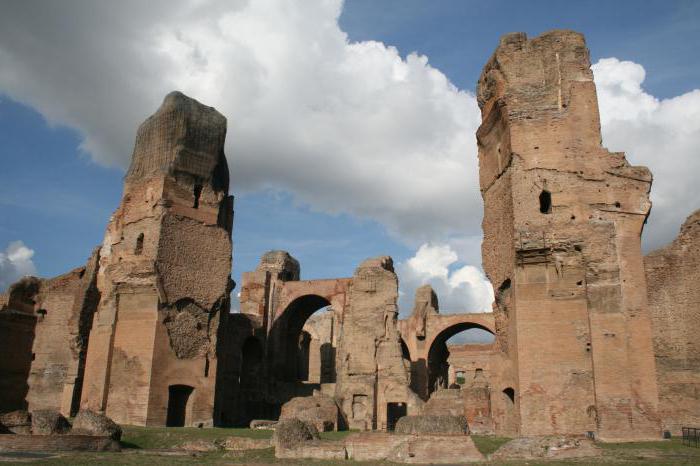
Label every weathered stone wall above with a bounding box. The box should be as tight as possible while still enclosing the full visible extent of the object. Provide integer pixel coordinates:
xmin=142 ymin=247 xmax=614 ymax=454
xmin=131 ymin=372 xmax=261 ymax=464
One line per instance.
xmin=237 ymin=251 xmax=350 ymax=418
xmin=447 ymin=344 xmax=494 ymax=386
xmin=645 ymin=210 xmax=700 ymax=434
xmin=398 ymin=285 xmax=497 ymax=400
xmin=302 ymin=310 xmax=336 ymax=384
xmin=0 ymin=280 xmax=38 ymax=412
xmin=0 ymin=247 xmax=100 ymax=417
xmin=27 ymin=249 xmax=100 ymax=416
xmin=477 ymin=30 xmax=660 ymax=440
xmin=80 ymin=91 xmax=234 ymax=427
xmin=214 ymin=313 xmax=260 ymax=426
xmin=0 ymin=434 xmax=119 ymax=452
xmin=335 ymin=257 xmax=422 ymax=430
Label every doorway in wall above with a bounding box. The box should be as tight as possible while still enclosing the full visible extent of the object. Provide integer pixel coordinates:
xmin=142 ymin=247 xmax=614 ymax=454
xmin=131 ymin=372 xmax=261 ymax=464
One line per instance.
xmin=166 ymin=384 xmax=194 ymax=427
xmin=386 ymin=402 xmax=407 ymax=431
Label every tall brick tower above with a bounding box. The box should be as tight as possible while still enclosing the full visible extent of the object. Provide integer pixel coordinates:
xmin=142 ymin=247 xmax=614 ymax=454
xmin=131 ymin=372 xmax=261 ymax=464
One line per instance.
xmin=476 ymin=31 xmax=660 ymax=440
xmin=80 ymin=92 xmax=234 ymax=427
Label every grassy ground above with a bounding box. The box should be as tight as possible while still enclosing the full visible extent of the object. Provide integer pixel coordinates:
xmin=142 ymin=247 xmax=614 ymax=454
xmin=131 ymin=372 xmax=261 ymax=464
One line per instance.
xmin=1 ymin=427 xmax=699 ymax=465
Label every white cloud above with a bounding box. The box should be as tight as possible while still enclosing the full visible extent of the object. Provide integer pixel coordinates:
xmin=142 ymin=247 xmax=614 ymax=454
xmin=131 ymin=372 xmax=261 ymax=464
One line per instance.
xmin=1 ymin=1 xmax=697 ymax=311
xmin=592 ymin=58 xmax=700 ymax=250
xmin=0 ymin=0 xmax=482 ymax=246
xmin=397 ymin=243 xmax=494 ymax=317
xmin=0 ymin=241 xmax=37 ymax=292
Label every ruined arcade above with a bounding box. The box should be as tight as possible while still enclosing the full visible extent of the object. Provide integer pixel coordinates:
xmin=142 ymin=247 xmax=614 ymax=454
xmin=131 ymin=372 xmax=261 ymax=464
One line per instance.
xmin=1 ymin=29 xmax=698 ymax=450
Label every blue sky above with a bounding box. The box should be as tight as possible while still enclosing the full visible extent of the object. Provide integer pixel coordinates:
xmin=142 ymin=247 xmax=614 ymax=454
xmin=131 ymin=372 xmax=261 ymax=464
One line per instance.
xmin=1 ymin=0 xmax=699 ymax=323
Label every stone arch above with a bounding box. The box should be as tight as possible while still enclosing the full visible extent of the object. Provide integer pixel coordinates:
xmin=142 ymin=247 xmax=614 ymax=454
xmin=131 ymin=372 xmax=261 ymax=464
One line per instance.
xmin=267 ymin=294 xmax=331 ymax=382
xmin=426 ymin=320 xmax=495 ymax=397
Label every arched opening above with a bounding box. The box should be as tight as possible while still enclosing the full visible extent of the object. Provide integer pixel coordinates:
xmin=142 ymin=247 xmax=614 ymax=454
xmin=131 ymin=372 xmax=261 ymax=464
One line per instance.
xmin=268 ymin=295 xmax=332 ymax=387
xmin=539 ymin=190 xmax=552 ymax=214
xmin=503 ymin=387 xmax=515 ymax=403
xmin=501 ymin=386 xmax=518 ymax=434
xmin=134 ymin=233 xmax=144 ymax=255
xmin=427 ymin=323 xmax=495 ymax=397
xmin=166 ymin=384 xmax=194 ymax=427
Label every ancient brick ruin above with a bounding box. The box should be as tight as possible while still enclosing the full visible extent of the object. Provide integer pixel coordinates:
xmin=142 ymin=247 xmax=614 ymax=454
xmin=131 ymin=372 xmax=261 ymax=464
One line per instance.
xmin=476 ymin=30 xmax=661 ymax=441
xmin=1 ymin=30 xmax=698 ymax=444
xmin=645 ymin=209 xmax=700 ymax=433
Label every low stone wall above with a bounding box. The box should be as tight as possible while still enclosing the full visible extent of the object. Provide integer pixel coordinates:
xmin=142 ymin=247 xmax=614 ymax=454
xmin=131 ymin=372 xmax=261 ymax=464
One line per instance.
xmin=276 ymin=440 xmax=347 ymax=460
xmin=345 ymin=433 xmax=484 ymax=463
xmin=276 ymin=432 xmax=484 ymax=463
xmin=0 ymin=434 xmax=120 ymax=452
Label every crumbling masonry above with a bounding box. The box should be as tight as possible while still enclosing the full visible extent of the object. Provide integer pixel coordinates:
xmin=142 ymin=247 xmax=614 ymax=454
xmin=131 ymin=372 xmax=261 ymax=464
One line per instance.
xmin=1 ymin=30 xmax=698 ymax=441
xmin=476 ymin=30 xmax=660 ymax=441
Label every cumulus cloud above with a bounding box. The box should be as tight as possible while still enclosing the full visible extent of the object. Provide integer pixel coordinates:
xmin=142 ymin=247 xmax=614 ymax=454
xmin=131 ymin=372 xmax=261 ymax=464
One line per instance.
xmin=0 ymin=241 xmax=37 ymax=292
xmin=0 ymin=0 xmax=482 ymax=246
xmin=397 ymin=243 xmax=494 ymax=317
xmin=1 ymin=1 xmax=698 ymax=313
xmin=592 ymin=58 xmax=700 ymax=250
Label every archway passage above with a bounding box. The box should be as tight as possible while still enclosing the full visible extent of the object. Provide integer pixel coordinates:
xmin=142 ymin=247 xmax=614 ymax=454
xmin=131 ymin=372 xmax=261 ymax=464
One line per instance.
xmin=268 ymin=294 xmax=332 ymax=383
xmin=426 ymin=323 xmax=495 ymax=397
xmin=166 ymin=384 xmax=194 ymax=427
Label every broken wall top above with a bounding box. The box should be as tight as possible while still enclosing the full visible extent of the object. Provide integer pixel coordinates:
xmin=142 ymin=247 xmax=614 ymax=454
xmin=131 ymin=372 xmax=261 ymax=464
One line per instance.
xmin=475 ymin=29 xmax=652 ymax=204
xmin=411 ymin=284 xmax=439 ymax=316
xmin=126 ymin=91 xmax=229 ymax=192
xmin=647 ymin=209 xmax=700 ymax=260
xmin=477 ymin=30 xmax=592 ymax=115
xmin=257 ymin=250 xmax=301 ymax=281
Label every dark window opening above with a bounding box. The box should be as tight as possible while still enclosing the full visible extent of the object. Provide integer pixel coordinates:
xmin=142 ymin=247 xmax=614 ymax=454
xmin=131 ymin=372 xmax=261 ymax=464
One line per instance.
xmin=400 ymin=339 xmax=411 ymax=361
xmin=539 ymin=190 xmax=552 ymax=214
xmin=614 ymin=201 xmax=621 ymax=208
xmin=503 ymin=387 xmax=515 ymax=404
xmin=193 ymin=184 xmax=203 ymax=209
xmin=204 ymin=357 xmax=209 ymax=378
xmin=135 ymin=233 xmax=144 ymax=255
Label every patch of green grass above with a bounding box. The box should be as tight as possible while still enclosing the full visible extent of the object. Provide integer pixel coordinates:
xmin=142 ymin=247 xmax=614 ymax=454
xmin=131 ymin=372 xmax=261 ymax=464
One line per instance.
xmin=0 ymin=449 xmax=279 ymax=465
xmin=470 ymin=434 xmax=512 ymax=455
xmin=597 ymin=436 xmax=696 ymax=452
xmin=120 ymin=425 xmax=272 ymax=450
xmin=5 ymin=427 xmax=700 ymax=465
